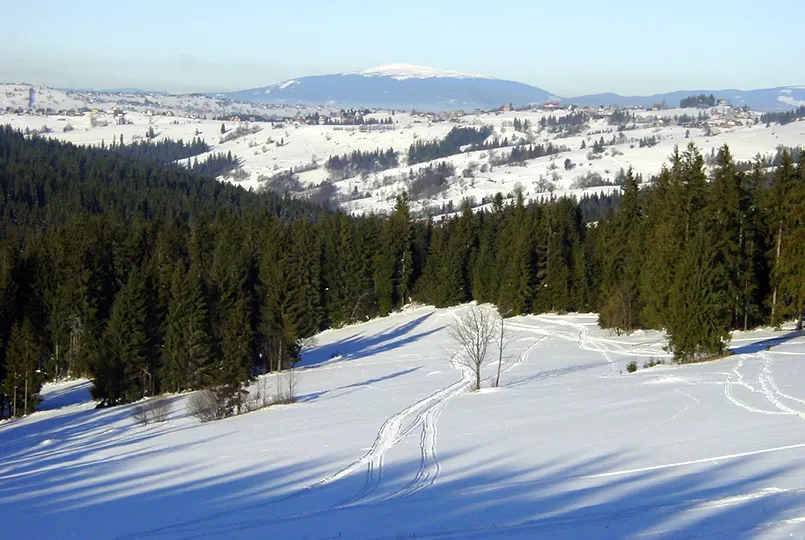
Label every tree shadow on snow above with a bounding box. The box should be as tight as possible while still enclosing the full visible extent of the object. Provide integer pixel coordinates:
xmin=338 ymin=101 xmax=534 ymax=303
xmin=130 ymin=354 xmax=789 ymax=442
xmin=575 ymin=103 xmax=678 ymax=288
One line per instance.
xmin=729 ymin=330 xmax=804 ymax=356
xmin=2 ymin=435 xmax=804 ymax=539
xmin=301 ymin=313 xmax=443 ymax=368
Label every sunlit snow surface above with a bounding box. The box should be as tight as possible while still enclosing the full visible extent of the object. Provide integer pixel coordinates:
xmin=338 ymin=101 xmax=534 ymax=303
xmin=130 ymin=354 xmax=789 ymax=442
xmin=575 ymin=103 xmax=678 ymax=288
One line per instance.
xmin=353 ymin=63 xmax=494 ymax=80
xmin=2 ymin=306 xmax=805 ymax=539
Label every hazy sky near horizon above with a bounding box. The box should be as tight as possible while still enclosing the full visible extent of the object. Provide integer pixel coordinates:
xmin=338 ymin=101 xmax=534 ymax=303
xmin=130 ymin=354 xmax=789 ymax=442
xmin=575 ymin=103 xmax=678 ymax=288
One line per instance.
xmin=1 ymin=0 xmax=803 ymax=96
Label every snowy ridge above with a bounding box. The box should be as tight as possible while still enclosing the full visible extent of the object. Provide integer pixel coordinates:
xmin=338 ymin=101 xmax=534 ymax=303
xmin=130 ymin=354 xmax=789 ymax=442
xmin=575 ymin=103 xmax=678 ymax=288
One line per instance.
xmin=352 ymin=63 xmax=494 ymax=81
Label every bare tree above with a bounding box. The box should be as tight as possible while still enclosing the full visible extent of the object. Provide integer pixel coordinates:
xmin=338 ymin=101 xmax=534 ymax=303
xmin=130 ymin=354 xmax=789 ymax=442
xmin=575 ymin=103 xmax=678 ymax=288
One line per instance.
xmin=494 ymin=310 xmax=515 ymax=388
xmin=449 ymin=305 xmax=498 ymax=391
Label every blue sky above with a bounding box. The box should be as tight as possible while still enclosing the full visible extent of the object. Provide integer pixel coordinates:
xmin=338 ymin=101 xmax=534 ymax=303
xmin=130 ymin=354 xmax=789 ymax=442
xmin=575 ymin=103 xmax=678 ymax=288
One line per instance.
xmin=1 ymin=0 xmax=803 ymax=95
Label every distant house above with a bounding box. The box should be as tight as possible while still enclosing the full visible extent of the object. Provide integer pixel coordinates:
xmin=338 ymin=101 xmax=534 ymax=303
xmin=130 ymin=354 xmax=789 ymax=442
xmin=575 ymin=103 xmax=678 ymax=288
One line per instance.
xmin=543 ymin=101 xmax=562 ymax=110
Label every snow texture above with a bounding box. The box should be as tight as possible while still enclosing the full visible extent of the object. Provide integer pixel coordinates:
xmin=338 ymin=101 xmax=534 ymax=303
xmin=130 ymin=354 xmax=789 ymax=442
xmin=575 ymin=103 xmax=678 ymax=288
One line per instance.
xmin=353 ymin=63 xmax=494 ymax=81
xmin=2 ymin=306 xmax=805 ymax=539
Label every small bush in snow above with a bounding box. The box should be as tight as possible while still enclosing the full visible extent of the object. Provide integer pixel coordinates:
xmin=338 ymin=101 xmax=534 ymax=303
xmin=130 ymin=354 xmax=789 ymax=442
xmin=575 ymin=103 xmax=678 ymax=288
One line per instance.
xmin=131 ymin=395 xmax=172 ymax=425
xmin=148 ymin=395 xmax=171 ymax=423
xmin=188 ymin=389 xmax=228 ymax=423
xmin=626 ymin=360 xmax=638 ymax=373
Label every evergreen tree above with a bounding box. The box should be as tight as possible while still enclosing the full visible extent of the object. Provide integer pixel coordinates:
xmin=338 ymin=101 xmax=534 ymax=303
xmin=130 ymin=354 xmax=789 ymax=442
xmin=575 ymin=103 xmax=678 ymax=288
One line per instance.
xmin=666 ymin=225 xmax=732 ymax=361
xmin=161 ymin=261 xmax=212 ymax=392
xmin=3 ymin=319 xmax=42 ymax=416
xmin=217 ymin=292 xmax=254 ymax=414
xmin=599 ymin=169 xmax=643 ymax=333
xmin=766 ymin=150 xmax=802 ymax=326
xmin=93 ymin=269 xmax=148 ymax=406
xmin=705 ymin=146 xmax=743 ymax=329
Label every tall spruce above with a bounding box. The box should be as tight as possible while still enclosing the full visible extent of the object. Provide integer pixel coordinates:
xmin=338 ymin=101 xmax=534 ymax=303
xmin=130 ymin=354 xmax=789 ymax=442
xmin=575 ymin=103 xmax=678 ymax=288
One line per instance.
xmin=599 ymin=168 xmax=642 ymax=333
xmin=93 ymin=269 xmax=148 ymax=406
xmin=3 ymin=318 xmax=42 ymax=416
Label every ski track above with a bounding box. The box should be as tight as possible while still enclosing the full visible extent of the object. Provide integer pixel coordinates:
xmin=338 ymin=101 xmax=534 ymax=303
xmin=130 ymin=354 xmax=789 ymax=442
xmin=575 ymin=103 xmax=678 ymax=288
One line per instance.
xmin=722 ymin=351 xmax=805 ymax=424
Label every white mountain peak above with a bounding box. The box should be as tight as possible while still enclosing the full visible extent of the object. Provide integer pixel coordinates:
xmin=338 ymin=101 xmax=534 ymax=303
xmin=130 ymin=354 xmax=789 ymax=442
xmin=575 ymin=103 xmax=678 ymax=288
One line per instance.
xmin=352 ymin=63 xmax=493 ymax=81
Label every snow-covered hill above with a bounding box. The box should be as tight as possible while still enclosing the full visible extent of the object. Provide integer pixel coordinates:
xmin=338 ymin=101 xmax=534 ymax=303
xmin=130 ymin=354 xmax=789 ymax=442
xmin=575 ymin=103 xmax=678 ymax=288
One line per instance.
xmin=221 ymin=63 xmax=555 ymax=111
xmin=2 ymin=306 xmax=805 ymax=538
xmin=4 ymin=98 xmax=802 ymax=217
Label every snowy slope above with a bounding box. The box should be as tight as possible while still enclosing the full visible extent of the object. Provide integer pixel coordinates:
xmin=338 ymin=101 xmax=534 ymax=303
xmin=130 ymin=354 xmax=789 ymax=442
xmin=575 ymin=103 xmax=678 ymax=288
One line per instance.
xmin=2 ymin=306 xmax=805 ymax=539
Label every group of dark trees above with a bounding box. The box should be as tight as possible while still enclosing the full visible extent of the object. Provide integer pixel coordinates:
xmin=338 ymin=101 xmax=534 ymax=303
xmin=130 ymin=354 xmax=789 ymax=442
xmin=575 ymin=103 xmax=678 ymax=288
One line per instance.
xmin=680 ymin=94 xmax=717 ymax=108
xmin=107 ymin=135 xmax=241 ymax=178
xmin=325 ymin=148 xmax=399 ymax=180
xmin=597 ymin=144 xmax=805 ymax=361
xmin=539 ymin=111 xmax=589 ymax=135
xmin=408 ymin=162 xmax=456 ymax=200
xmin=303 ymin=110 xmax=393 ymax=126
xmin=407 ymin=126 xmax=494 ymax=165
xmin=760 ymin=106 xmax=805 ymax=126
xmin=494 ymin=143 xmax=564 ymax=165
xmin=512 ymin=118 xmax=531 ymax=132
xmin=1 ymin=124 xmax=803 ymax=417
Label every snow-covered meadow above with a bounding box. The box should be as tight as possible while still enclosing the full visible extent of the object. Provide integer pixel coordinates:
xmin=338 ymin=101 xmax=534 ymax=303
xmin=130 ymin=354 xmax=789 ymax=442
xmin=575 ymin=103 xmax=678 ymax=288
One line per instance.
xmin=2 ymin=306 xmax=805 ymax=539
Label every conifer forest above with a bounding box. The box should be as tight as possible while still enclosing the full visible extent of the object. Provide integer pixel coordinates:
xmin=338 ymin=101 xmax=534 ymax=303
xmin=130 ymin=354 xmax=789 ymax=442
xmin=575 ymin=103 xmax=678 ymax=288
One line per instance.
xmin=1 ymin=125 xmax=803 ymax=417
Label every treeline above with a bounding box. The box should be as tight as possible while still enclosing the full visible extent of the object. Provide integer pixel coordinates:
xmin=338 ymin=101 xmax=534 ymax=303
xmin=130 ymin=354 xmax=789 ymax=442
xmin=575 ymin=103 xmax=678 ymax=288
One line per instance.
xmin=108 ymin=135 xmax=241 ymax=178
xmin=539 ymin=111 xmax=589 ymax=135
xmin=187 ymin=151 xmax=242 ymax=178
xmin=760 ymin=106 xmax=805 ymax=126
xmin=303 ymin=110 xmax=392 ymax=126
xmin=493 ymin=143 xmax=564 ymax=165
xmin=407 ymin=126 xmax=494 ymax=165
xmin=680 ymin=94 xmax=716 ymax=108
xmin=325 ymin=148 xmax=399 ymax=179
xmin=1 ymin=126 xmax=803 ymax=418
xmin=597 ymin=144 xmax=805 ymax=361
xmin=112 ymin=136 xmax=210 ymax=163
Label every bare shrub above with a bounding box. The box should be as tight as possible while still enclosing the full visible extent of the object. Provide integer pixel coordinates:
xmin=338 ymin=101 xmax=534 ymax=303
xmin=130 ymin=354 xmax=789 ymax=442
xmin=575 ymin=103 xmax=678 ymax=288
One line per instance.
xmin=275 ymin=368 xmax=299 ymax=404
xmin=148 ymin=395 xmax=171 ymax=423
xmin=188 ymin=389 xmax=229 ymax=423
xmin=244 ymin=377 xmax=272 ymax=413
xmin=132 ymin=404 xmax=149 ymax=426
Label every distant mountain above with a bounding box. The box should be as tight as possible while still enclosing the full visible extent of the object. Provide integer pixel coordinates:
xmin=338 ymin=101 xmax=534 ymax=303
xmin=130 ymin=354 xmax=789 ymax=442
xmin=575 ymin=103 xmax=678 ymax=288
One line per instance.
xmin=219 ymin=63 xmax=555 ymax=111
xmin=219 ymin=64 xmax=804 ymax=113
xmin=565 ymin=87 xmax=805 ymax=112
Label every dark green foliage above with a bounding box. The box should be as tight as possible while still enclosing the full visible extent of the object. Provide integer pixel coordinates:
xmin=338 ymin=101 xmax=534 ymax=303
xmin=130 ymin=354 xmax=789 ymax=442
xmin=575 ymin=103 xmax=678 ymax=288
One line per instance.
xmin=407 ymin=126 xmax=493 ymax=165
xmin=539 ymin=111 xmax=589 ymax=135
xmin=760 ymin=106 xmax=805 ymax=126
xmin=325 ymin=148 xmax=398 ymax=179
xmin=93 ymin=269 xmax=149 ymax=406
xmin=112 ymin=136 xmax=209 ymax=163
xmin=3 ymin=318 xmax=43 ymax=416
xmin=408 ymin=162 xmax=456 ymax=200
xmin=680 ymin=94 xmax=716 ymax=108
xmin=599 ymin=169 xmax=642 ymax=334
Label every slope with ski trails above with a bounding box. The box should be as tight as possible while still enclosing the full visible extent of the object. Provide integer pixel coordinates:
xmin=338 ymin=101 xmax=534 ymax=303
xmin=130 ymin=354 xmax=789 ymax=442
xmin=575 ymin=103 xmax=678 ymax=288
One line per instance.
xmin=2 ymin=306 xmax=805 ymax=539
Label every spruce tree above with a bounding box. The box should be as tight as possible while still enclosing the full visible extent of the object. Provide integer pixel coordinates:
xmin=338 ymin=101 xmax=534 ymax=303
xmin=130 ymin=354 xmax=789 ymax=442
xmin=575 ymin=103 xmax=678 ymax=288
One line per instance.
xmin=767 ymin=150 xmax=798 ymax=326
xmin=666 ymin=225 xmax=732 ymax=361
xmin=706 ymin=146 xmax=743 ymax=329
xmin=218 ymin=292 xmax=254 ymax=414
xmin=3 ymin=319 xmax=43 ymax=416
xmin=599 ymin=169 xmax=642 ymax=333
xmin=93 ymin=269 xmax=148 ymax=406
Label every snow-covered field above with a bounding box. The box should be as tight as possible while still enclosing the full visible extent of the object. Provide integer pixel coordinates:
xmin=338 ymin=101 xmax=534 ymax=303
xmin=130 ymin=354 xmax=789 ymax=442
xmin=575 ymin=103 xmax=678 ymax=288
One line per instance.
xmin=3 ymin=83 xmax=804 ymax=216
xmin=2 ymin=306 xmax=805 ymax=539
